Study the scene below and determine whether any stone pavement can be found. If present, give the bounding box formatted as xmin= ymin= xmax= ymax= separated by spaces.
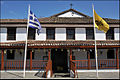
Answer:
xmin=0 ymin=70 xmax=119 ymax=79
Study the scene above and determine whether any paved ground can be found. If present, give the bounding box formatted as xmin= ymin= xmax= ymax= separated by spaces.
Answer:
xmin=0 ymin=70 xmax=119 ymax=79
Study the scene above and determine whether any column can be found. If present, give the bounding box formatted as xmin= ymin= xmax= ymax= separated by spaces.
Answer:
xmin=116 ymin=48 xmax=119 ymax=69
xmin=1 ymin=50 xmax=4 ymax=70
xmin=48 ymin=49 xmax=51 ymax=60
xmin=70 ymin=49 xmax=72 ymax=69
xmin=87 ymin=51 xmax=91 ymax=70
xmin=30 ymin=50 xmax=32 ymax=70
xmin=70 ymin=49 xmax=72 ymax=61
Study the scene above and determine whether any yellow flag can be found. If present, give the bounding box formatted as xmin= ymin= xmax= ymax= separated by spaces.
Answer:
xmin=94 ymin=10 xmax=109 ymax=33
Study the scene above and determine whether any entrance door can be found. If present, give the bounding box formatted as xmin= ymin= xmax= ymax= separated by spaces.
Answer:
xmin=51 ymin=49 xmax=68 ymax=73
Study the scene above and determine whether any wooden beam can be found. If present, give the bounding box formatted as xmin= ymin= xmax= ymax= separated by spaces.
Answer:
xmin=0 ymin=45 xmax=120 ymax=49
xmin=116 ymin=48 xmax=119 ymax=69
xmin=70 ymin=49 xmax=72 ymax=70
xmin=1 ymin=50 xmax=4 ymax=70
xmin=30 ymin=50 xmax=32 ymax=70
xmin=48 ymin=49 xmax=51 ymax=60
xmin=70 ymin=49 xmax=72 ymax=61
xmin=87 ymin=51 xmax=91 ymax=70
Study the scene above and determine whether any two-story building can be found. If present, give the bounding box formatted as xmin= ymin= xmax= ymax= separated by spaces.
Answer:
xmin=0 ymin=8 xmax=119 ymax=77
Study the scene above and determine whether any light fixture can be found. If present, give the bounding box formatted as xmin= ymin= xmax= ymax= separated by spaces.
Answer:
xmin=61 ymin=49 xmax=63 ymax=51
xmin=32 ymin=49 xmax=34 ymax=52
xmin=10 ymin=50 xmax=12 ymax=53
xmin=15 ymin=49 xmax=18 ymax=53
xmin=55 ymin=49 xmax=57 ymax=51
xmin=78 ymin=48 xmax=80 ymax=52
xmin=38 ymin=48 xmax=40 ymax=52
xmin=4 ymin=50 xmax=6 ymax=54
xmin=0 ymin=50 xmax=1 ymax=54
xmin=83 ymin=49 xmax=86 ymax=52
xmin=90 ymin=49 xmax=92 ymax=52
xmin=67 ymin=49 xmax=70 ymax=53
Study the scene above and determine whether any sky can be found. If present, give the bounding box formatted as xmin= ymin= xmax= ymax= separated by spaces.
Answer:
xmin=0 ymin=0 xmax=119 ymax=19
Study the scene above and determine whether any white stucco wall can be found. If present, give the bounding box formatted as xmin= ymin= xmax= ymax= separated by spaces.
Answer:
xmin=75 ymin=28 xmax=86 ymax=40
xmin=73 ymin=50 xmax=87 ymax=60
xmin=58 ymin=11 xmax=84 ymax=17
xmin=34 ymin=49 xmax=47 ymax=60
xmin=55 ymin=28 xmax=66 ymax=40
xmin=3 ymin=49 xmax=118 ymax=61
xmin=97 ymin=49 xmax=108 ymax=59
xmin=36 ymin=28 xmax=46 ymax=40
xmin=0 ymin=28 xmax=7 ymax=42
xmin=16 ymin=28 xmax=26 ymax=41
xmin=114 ymin=28 xmax=120 ymax=40
xmin=3 ymin=49 xmax=47 ymax=61
xmin=95 ymin=29 xmax=106 ymax=40
xmin=73 ymin=49 xmax=116 ymax=60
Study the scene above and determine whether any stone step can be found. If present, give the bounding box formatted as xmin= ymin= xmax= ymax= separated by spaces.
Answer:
xmin=52 ymin=73 xmax=70 ymax=78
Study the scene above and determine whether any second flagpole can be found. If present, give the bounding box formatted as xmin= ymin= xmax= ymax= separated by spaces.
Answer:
xmin=92 ymin=4 xmax=99 ymax=78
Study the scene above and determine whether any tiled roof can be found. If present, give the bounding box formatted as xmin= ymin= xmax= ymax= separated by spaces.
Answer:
xmin=0 ymin=17 xmax=119 ymax=24
xmin=0 ymin=40 xmax=119 ymax=47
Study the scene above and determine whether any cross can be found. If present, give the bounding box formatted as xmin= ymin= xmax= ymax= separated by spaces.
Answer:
xmin=70 ymin=3 xmax=73 ymax=9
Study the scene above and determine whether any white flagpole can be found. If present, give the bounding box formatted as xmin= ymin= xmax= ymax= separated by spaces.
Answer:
xmin=23 ymin=5 xmax=30 ymax=78
xmin=92 ymin=4 xmax=99 ymax=78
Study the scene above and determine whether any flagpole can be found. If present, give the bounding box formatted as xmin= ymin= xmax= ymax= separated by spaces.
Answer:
xmin=23 ymin=5 xmax=30 ymax=78
xmin=92 ymin=4 xmax=99 ymax=78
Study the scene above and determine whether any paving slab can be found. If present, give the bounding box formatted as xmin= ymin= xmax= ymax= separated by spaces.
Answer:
xmin=0 ymin=70 xmax=119 ymax=79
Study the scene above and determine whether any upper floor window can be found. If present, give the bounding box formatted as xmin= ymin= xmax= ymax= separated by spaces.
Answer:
xmin=66 ymin=28 xmax=75 ymax=40
xmin=28 ymin=27 xmax=35 ymax=40
xmin=7 ymin=50 xmax=15 ymax=60
xmin=106 ymin=28 xmax=114 ymax=40
xmin=46 ymin=28 xmax=55 ymax=40
xmin=7 ymin=27 xmax=16 ymax=40
xmin=86 ymin=28 xmax=94 ymax=40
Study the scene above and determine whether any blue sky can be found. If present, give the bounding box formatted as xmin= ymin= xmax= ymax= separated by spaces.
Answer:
xmin=1 ymin=0 xmax=119 ymax=19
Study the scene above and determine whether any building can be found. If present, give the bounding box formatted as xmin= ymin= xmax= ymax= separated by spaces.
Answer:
xmin=0 ymin=8 xmax=119 ymax=77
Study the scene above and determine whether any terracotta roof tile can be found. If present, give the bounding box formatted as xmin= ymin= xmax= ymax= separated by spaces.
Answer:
xmin=0 ymin=17 xmax=119 ymax=24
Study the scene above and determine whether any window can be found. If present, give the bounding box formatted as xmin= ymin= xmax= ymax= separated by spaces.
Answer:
xmin=86 ymin=28 xmax=94 ymax=40
xmin=106 ymin=28 xmax=114 ymax=40
xmin=107 ymin=49 xmax=115 ymax=59
xmin=7 ymin=27 xmax=16 ymax=40
xmin=7 ymin=50 xmax=15 ymax=59
xmin=27 ymin=50 xmax=34 ymax=59
xmin=66 ymin=28 xmax=75 ymax=40
xmin=28 ymin=27 xmax=35 ymax=40
xmin=46 ymin=28 xmax=55 ymax=40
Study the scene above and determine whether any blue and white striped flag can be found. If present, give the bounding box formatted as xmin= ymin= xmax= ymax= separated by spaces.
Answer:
xmin=28 ymin=10 xmax=41 ymax=35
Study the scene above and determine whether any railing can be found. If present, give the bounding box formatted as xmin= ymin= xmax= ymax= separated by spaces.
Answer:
xmin=4 ymin=60 xmax=48 ymax=70
xmin=46 ymin=60 xmax=53 ymax=78
xmin=72 ymin=59 xmax=117 ymax=69
xmin=3 ymin=59 xmax=118 ymax=70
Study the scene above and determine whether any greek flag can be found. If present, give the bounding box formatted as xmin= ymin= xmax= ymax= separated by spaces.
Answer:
xmin=29 ymin=10 xmax=41 ymax=35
